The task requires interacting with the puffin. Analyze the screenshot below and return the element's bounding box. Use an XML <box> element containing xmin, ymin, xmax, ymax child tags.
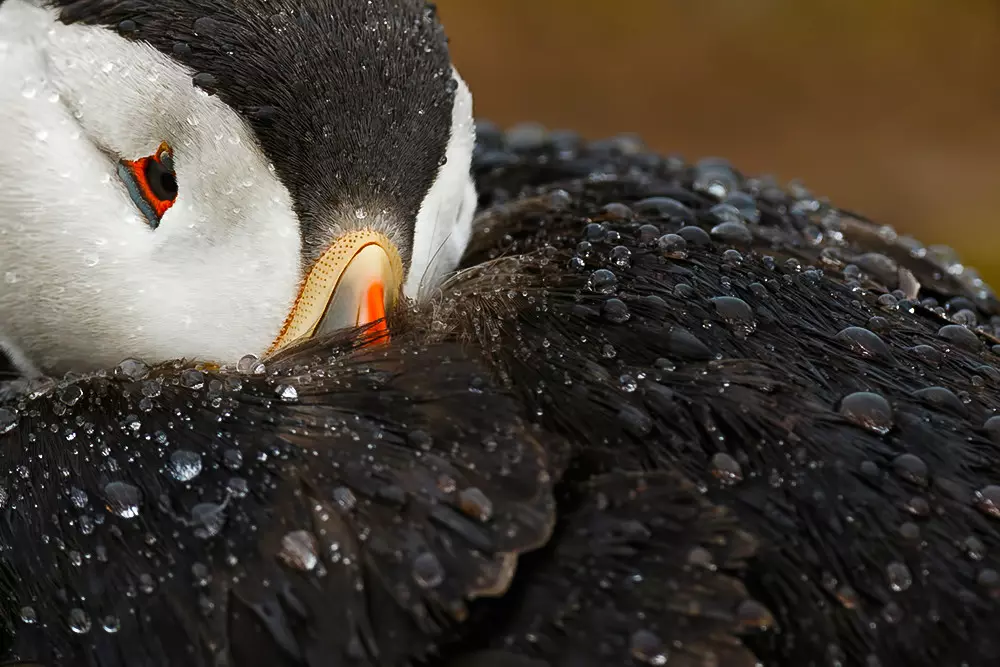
<box><xmin>3</xmin><ymin>1</ymin><xmax>1000</xmax><ymax>667</ymax></box>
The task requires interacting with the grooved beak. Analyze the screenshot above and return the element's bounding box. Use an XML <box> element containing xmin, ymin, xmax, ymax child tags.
<box><xmin>266</xmin><ymin>230</ymin><xmax>403</xmax><ymax>356</ymax></box>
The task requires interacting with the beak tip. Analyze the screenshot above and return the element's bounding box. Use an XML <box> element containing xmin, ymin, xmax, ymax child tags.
<box><xmin>361</xmin><ymin>280</ymin><xmax>390</xmax><ymax>341</ymax></box>
<box><xmin>362</xmin><ymin>281</ymin><xmax>387</xmax><ymax>325</ymax></box>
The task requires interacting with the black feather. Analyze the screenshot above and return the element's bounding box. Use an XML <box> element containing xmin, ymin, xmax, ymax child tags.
<box><xmin>4</xmin><ymin>118</ymin><xmax>1000</xmax><ymax>667</ymax></box>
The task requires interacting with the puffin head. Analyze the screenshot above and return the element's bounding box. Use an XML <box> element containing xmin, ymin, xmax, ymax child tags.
<box><xmin>0</xmin><ymin>0</ymin><xmax>476</xmax><ymax>374</ymax></box>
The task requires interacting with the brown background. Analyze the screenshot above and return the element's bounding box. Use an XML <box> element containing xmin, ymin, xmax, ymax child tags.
<box><xmin>436</xmin><ymin>0</ymin><xmax>1000</xmax><ymax>284</ymax></box>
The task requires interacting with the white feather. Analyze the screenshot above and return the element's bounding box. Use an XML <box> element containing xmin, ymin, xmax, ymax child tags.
<box><xmin>0</xmin><ymin>0</ymin><xmax>477</xmax><ymax>374</ymax></box>
<box><xmin>0</xmin><ymin>0</ymin><xmax>302</xmax><ymax>373</ymax></box>
<box><xmin>405</xmin><ymin>70</ymin><xmax>477</xmax><ymax>300</ymax></box>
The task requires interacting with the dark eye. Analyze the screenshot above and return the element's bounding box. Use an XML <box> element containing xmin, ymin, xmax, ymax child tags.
<box><xmin>117</xmin><ymin>142</ymin><xmax>178</xmax><ymax>229</ymax></box>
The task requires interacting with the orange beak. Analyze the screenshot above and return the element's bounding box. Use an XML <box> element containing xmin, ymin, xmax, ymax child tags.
<box><xmin>265</xmin><ymin>230</ymin><xmax>403</xmax><ymax>356</ymax></box>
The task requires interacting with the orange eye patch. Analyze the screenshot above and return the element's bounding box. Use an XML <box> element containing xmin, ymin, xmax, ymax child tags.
<box><xmin>118</xmin><ymin>142</ymin><xmax>177</xmax><ymax>229</ymax></box>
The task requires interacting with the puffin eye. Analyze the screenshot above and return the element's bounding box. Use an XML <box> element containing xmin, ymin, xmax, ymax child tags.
<box><xmin>117</xmin><ymin>142</ymin><xmax>178</xmax><ymax>229</ymax></box>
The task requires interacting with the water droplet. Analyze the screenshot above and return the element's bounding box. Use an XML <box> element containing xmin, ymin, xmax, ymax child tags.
<box><xmin>276</xmin><ymin>384</ymin><xmax>298</xmax><ymax>400</ymax></box>
<box><xmin>20</xmin><ymin>606</ymin><xmax>37</xmax><ymax>624</ymax></box>
<box><xmin>191</xmin><ymin>502</ymin><xmax>226</xmax><ymax>539</ymax></box>
<box><xmin>584</xmin><ymin>222</ymin><xmax>606</xmax><ymax>242</ymax></box>
<box><xmin>620</xmin><ymin>374</ymin><xmax>638</xmax><ymax>392</ymax></box>
<box><xmin>237</xmin><ymin>354</ymin><xmax>265</xmax><ymax>374</ymax></box>
<box><xmin>141</xmin><ymin>380</ymin><xmax>162</xmax><ymax>398</ymax></box>
<box><xmin>588</xmin><ymin>269</ymin><xmax>617</xmax><ymax>294</ymax></box>
<box><xmin>886</xmin><ymin>561</ymin><xmax>912</xmax><ymax>591</ymax></box>
<box><xmin>227</xmin><ymin>477</ymin><xmax>249</xmax><ymax>498</ymax></box>
<box><xmin>101</xmin><ymin>615</ymin><xmax>120</xmax><ymax>633</ymax></box>
<box><xmin>68</xmin><ymin>608</ymin><xmax>91</xmax><ymax>634</ymax></box>
<box><xmin>630</xmin><ymin>629</ymin><xmax>668</xmax><ymax>665</ymax></box>
<box><xmin>964</xmin><ymin>535</ymin><xmax>986</xmax><ymax>560</ymax></box>
<box><xmin>978</xmin><ymin>568</ymin><xmax>1000</xmax><ymax>591</ymax></box>
<box><xmin>180</xmin><ymin>369</ymin><xmax>205</xmax><ymax>389</ymax></box>
<box><xmin>722</xmin><ymin>248</ymin><xmax>744</xmax><ymax>265</ymax></box>
<box><xmin>601</xmin><ymin>202</ymin><xmax>633</xmax><ymax>220</ymax></box>
<box><xmin>21</xmin><ymin>80</ymin><xmax>38</xmax><ymax>98</ymax></box>
<box><xmin>710</xmin><ymin>452</ymin><xmax>744</xmax><ymax>485</ymax></box>
<box><xmin>0</xmin><ymin>408</ymin><xmax>18</xmax><ymax>434</ymax></box>
<box><xmin>892</xmin><ymin>454</ymin><xmax>928</xmax><ymax>487</ymax></box>
<box><xmin>736</xmin><ymin>599</ymin><xmax>775</xmax><ymax>630</ymax></box>
<box><xmin>602</xmin><ymin>298</ymin><xmax>630</xmax><ymax>323</ymax></box>
<box><xmin>618</xmin><ymin>404</ymin><xmax>653</xmax><ymax>437</ymax></box>
<box><xmin>191</xmin><ymin>562</ymin><xmax>211</xmax><ymax>587</ymax></box>
<box><xmin>457</xmin><ymin>487</ymin><xmax>493</xmax><ymax>522</ymax></box>
<box><xmin>408</xmin><ymin>429</ymin><xmax>432</xmax><ymax>451</ymax></box>
<box><xmin>634</xmin><ymin>197</ymin><xmax>694</xmax><ymax>223</ymax></box>
<box><xmin>115</xmin><ymin>358</ymin><xmax>150</xmax><ymax>381</ymax></box>
<box><xmin>836</xmin><ymin>585</ymin><xmax>859</xmax><ymax>609</ymax></box>
<box><xmin>58</xmin><ymin>385</ymin><xmax>84</xmax><ymax>406</ymax></box>
<box><xmin>877</xmin><ymin>294</ymin><xmax>899</xmax><ymax>310</ymax></box>
<box><xmin>975</xmin><ymin>485</ymin><xmax>1000</xmax><ymax>519</ymax></box>
<box><xmin>855</xmin><ymin>252</ymin><xmax>899</xmax><ymax>279</ymax></box>
<box><xmin>708</xmin><ymin>202</ymin><xmax>742</xmax><ymax>224</ymax></box>
<box><xmin>667</xmin><ymin>328</ymin><xmax>713</xmax><ymax>360</ymax></box>
<box><xmin>333</xmin><ymin>486</ymin><xmax>357</xmax><ymax>511</ymax></box>
<box><xmin>904</xmin><ymin>496</ymin><xmax>930</xmax><ymax>516</ymax></box>
<box><xmin>223</xmin><ymin>448</ymin><xmax>243</xmax><ymax>470</ymax></box>
<box><xmin>437</xmin><ymin>475</ymin><xmax>457</xmax><ymax>494</ymax></box>
<box><xmin>69</xmin><ymin>486</ymin><xmax>88</xmax><ymax>508</ymax></box>
<box><xmin>839</xmin><ymin>392</ymin><xmax>893</xmax><ymax>435</ymax></box>
<box><xmin>278</xmin><ymin>530</ymin><xmax>319</xmax><ymax>571</ymax></box>
<box><xmin>677</xmin><ymin>225</ymin><xmax>711</xmax><ymax>246</ymax></box>
<box><xmin>687</xmin><ymin>546</ymin><xmax>715</xmax><ymax>569</ymax></box>
<box><xmin>710</xmin><ymin>220</ymin><xmax>752</xmax><ymax>245</ymax></box>
<box><xmin>881</xmin><ymin>601</ymin><xmax>903</xmax><ymax>624</ymax></box>
<box><xmin>984</xmin><ymin>415</ymin><xmax>1000</xmax><ymax>444</ymax></box>
<box><xmin>711</xmin><ymin>296</ymin><xmax>756</xmax><ymax>336</ymax></box>
<box><xmin>863</xmin><ymin>316</ymin><xmax>890</xmax><ymax>336</ymax></box>
<box><xmin>656</xmin><ymin>233</ymin><xmax>687</xmax><ymax>257</ymax></box>
<box><xmin>104</xmin><ymin>481</ymin><xmax>142</xmax><ymax>519</ymax></box>
<box><xmin>412</xmin><ymin>552</ymin><xmax>445</xmax><ymax>589</ymax></box>
<box><xmin>723</xmin><ymin>191</ymin><xmax>760</xmax><ymax>223</ymax></box>
<box><xmin>637</xmin><ymin>223</ymin><xmax>660</xmax><ymax>245</ymax></box>
<box><xmin>139</xmin><ymin>573</ymin><xmax>156</xmax><ymax>594</ymax></box>
<box><xmin>609</xmin><ymin>245</ymin><xmax>632</xmax><ymax>268</ymax></box>
<box><xmin>952</xmin><ymin>309</ymin><xmax>978</xmax><ymax>327</ymax></box>
<box><xmin>834</xmin><ymin>327</ymin><xmax>893</xmax><ymax>362</ymax></box>
<box><xmin>168</xmin><ymin>450</ymin><xmax>202</xmax><ymax>482</ymax></box>
<box><xmin>909</xmin><ymin>344</ymin><xmax>942</xmax><ymax>367</ymax></box>
<box><xmin>912</xmin><ymin>386</ymin><xmax>967</xmax><ymax>417</ymax></box>
<box><xmin>899</xmin><ymin>521</ymin><xmax>920</xmax><ymax>540</ymax></box>
<box><xmin>116</xmin><ymin>19</ymin><xmax>137</xmax><ymax>35</ymax></box>
<box><xmin>693</xmin><ymin>158</ymin><xmax>739</xmax><ymax>198</ymax></box>
<box><xmin>937</xmin><ymin>324</ymin><xmax>982</xmax><ymax>351</ymax></box>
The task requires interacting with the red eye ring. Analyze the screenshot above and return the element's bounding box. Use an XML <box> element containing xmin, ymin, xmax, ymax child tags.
<box><xmin>118</xmin><ymin>141</ymin><xmax>178</xmax><ymax>228</ymax></box>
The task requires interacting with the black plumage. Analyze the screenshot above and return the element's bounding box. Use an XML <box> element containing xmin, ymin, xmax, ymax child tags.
<box><xmin>3</xmin><ymin>125</ymin><xmax>1000</xmax><ymax>667</ymax></box>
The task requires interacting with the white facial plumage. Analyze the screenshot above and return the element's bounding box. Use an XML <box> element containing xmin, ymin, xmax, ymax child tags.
<box><xmin>0</xmin><ymin>0</ymin><xmax>477</xmax><ymax>374</ymax></box>
<box><xmin>405</xmin><ymin>69</ymin><xmax>477</xmax><ymax>300</ymax></box>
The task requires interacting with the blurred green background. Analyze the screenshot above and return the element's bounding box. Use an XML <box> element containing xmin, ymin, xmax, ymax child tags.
<box><xmin>436</xmin><ymin>0</ymin><xmax>1000</xmax><ymax>285</ymax></box>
